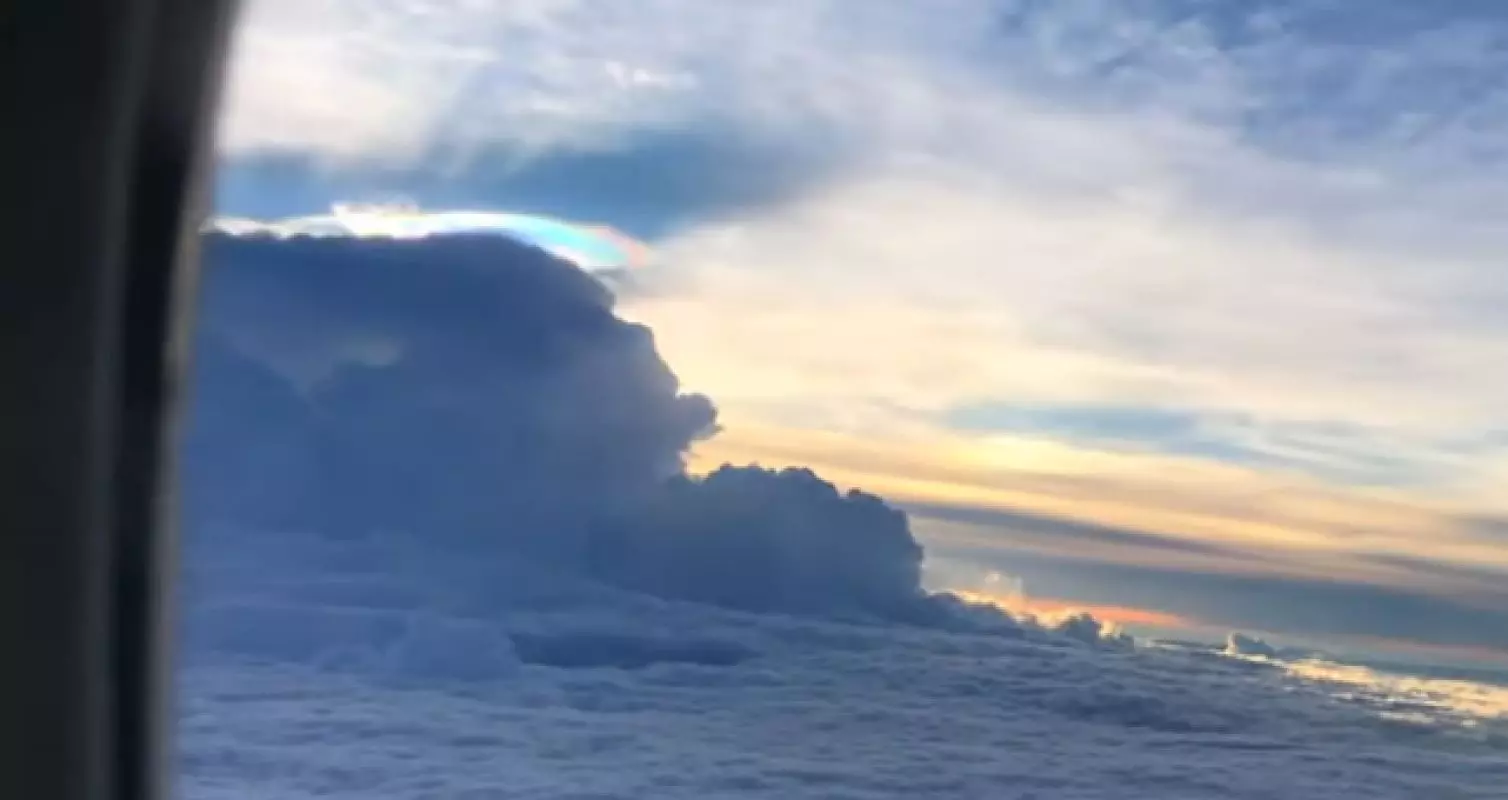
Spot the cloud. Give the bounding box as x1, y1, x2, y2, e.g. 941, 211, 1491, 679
1221, 632, 1325, 662
584, 465, 931, 620
631, 169, 1508, 444
184, 221, 1508, 662
188, 231, 717, 561
922, 535, 1508, 657
907, 500, 1248, 561
693, 418, 1508, 593
217, 0, 1508, 422
176, 519, 1508, 800
216, 128, 842, 240
219, 0, 1508, 175
510, 628, 753, 670
380, 614, 524, 682
217, 0, 989, 164
187, 231, 1017, 630
940, 402, 1447, 487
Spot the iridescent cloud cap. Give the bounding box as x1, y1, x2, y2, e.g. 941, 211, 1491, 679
212, 202, 651, 273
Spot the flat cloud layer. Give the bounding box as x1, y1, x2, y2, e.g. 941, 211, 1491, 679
178, 525, 1508, 800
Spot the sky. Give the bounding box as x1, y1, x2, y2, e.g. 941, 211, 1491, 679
210, 0, 1508, 665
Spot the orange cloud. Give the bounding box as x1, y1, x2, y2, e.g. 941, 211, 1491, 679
949, 589, 1192, 631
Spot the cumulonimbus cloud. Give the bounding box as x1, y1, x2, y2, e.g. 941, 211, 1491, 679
187, 229, 1043, 628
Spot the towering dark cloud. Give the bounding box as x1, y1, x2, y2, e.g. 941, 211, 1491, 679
190, 233, 716, 556
184, 232, 947, 624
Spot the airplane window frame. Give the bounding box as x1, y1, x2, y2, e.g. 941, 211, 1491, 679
0, 1, 238, 798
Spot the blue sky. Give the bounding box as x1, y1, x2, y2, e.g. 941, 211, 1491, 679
213, 0, 1508, 662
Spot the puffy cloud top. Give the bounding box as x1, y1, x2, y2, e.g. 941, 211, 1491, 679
586, 466, 925, 620
188, 232, 714, 556
185, 230, 959, 624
